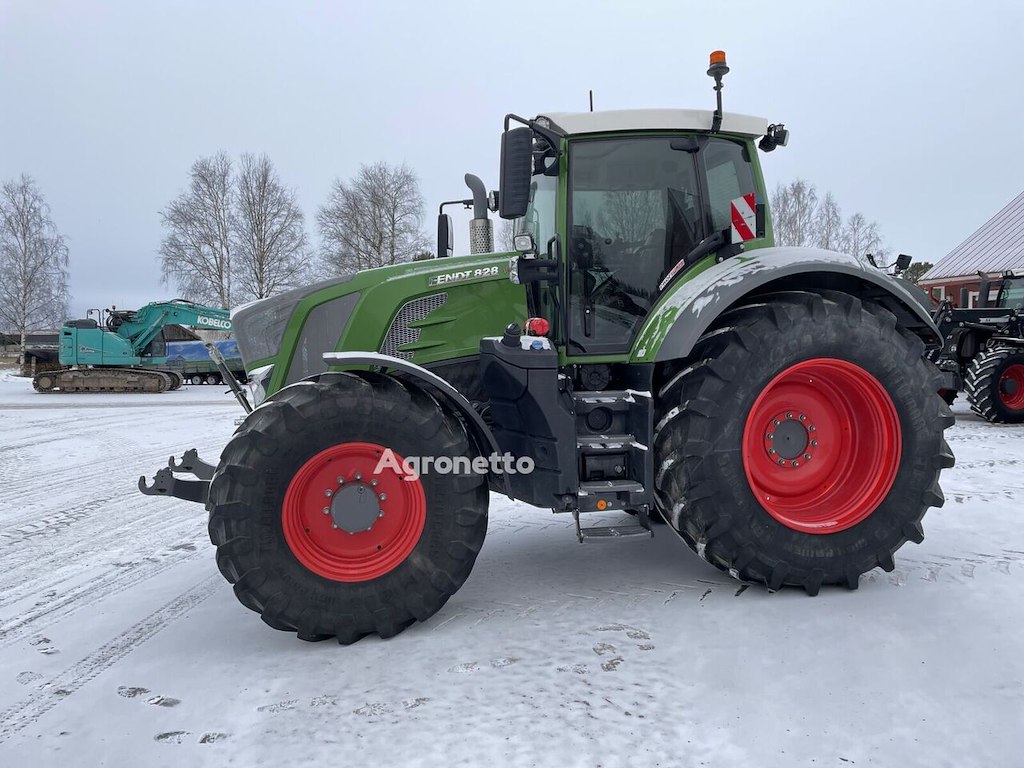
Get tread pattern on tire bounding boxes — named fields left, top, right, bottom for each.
left=653, top=289, right=955, bottom=595
left=206, top=373, right=489, bottom=643
left=964, top=345, right=1024, bottom=423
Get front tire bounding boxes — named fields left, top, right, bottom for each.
left=207, top=374, right=489, bottom=642
left=964, top=345, right=1024, bottom=423
left=654, top=291, right=955, bottom=594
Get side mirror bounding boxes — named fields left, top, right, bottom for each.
left=437, top=213, right=453, bottom=258
left=894, top=254, right=912, bottom=274
left=499, top=127, right=533, bottom=219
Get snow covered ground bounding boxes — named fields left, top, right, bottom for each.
left=0, top=374, right=1021, bottom=767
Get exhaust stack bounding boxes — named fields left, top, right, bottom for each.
left=464, top=174, right=494, bottom=254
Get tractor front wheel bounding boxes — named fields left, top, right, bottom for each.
left=654, top=291, right=954, bottom=594
left=207, top=374, right=489, bottom=642
left=964, top=345, right=1024, bottom=423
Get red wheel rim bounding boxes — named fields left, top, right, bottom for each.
left=998, top=363, right=1024, bottom=410
left=742, top=358, right=902, bottom=534
left=282, top=442, right=426, bottom=581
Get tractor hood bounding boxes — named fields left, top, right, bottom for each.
left=232, top=253, right=527, bottom=396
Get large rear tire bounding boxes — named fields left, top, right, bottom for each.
left=207, top=374, right=489, bottom=642
left=964, top=345, right=1024, bottom=423
left=653, top=291, right=955, bottom=594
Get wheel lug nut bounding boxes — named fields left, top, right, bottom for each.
left=799, top=414, right=807, bottom=422
left=371, top=479, right=378, bottom=487
left=804, top=453, right=812, bottom=460
left=786, top=412, right=793, bottom=419
left=324, top=489, right=332, bottom=498
left=354, top=472, right=362, bottom=481
left=336, top=477, right=345, bottom=485
left=773, top=419, right=781, bottom=426
left=808, top=425, right=816, bottom=432
left=378, top=512, right=384, bottom=518
left=322, top=507, right=330, bottom=515
left=331, top=522, right=338, bottom=529
left=379, top=493, right=387, bottom=501
left=792, top=461, right=799, bottom=467
left=811, top=439, right=818, bottom=446
left=766, top=433, right=774, bottom=440
left=778, top=458, right=785, bottom=465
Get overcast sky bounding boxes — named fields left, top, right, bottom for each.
left=2, top=0, right=1023, bottom=318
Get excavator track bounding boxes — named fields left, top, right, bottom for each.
left=33, top=368, right=175, bottom=394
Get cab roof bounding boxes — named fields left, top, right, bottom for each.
left=536, top=109, right=769, bottom=138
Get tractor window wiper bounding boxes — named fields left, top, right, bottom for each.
left=658, top=229, right=728, bottom=292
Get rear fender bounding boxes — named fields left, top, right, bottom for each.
left=632, top=247, right=941, bottom=363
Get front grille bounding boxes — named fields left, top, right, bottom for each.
left=380, top=293, right=448, bottom=359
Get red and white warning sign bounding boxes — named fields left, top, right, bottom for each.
left=730, top=193, right=757, bottom=243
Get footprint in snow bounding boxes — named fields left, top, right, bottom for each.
left=596, top=624, right=650, bottom=641
left=592, top=642, right=617, bottom=656
left=28, top=635, right=59, bottom=655
left=601, top=657, right=625, bottom=673
left=354, top=698, right=431, bottom=718
left=117, top=686, right=180, bottom=706
left=16, top=671, right=43, bottom=685
left=447, top=658, right=519, bottom=673
left=154, top=731, right=190, bottom=744
left=257, top=699, right=298, bottom=713
left=117, top=686, right=150, bottom=698
left=155, top=731, right=228, bottom=745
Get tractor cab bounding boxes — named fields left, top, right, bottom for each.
left=996, top=274, right=1024, bottom=309
left=499, top=52, right=787, bottom=360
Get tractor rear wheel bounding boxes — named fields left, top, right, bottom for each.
left=207, top=374, right=489, bottom=642
left=964, top=345, right=1024, bottom=423
left=654, top=291, right=955, bottom=594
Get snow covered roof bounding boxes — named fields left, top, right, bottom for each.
left=921, top=189, right=1024, bottom=281
left=536, top=109, right=769, bottom=138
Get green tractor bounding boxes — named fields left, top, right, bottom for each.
left=141, top=53, right=955, bottom=643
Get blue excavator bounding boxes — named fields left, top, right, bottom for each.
left=33, top=299, right=232, bottom=393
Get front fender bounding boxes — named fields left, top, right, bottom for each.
left=320, top=351, right=509, bottom=494
left=632, top=247, right=940, bottom=363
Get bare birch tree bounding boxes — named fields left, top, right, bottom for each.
left=159, top=152, right=235, bottom=307
left=771, top=179, right=889, bottom=261
left=599, top=190, right=662, bottom=243
left=771, top=179, right=818, bottom=247
left=815, top=192, right=844, bottom=251
left=0, top=175, right=70, bottom=362
left=234, top=154, right=309, bottom=300
left=842, top=212, right=888, bottom=263
left=498, top=219, right=518, bottom=252
left=317, top=162, right=429, bottom=276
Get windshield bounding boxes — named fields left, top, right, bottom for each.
left=517, top=173, right=557, bottom=248
left=999, top=277, right=1024, bottom=308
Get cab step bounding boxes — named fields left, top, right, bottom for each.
left=578, top=524, right=653, bottom=541
left=572, top=505, right=653, bottom=543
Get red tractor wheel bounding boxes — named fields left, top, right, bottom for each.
left=654, top=290, right=954, bottom=594
left=964, top=346, right=1024, bottom=423
left=207, top=374, right=489, bottom=643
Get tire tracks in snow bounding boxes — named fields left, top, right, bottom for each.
left=0, top=542, right=205, bottom=647
left=0, top=573, right=221, bottom=743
